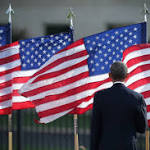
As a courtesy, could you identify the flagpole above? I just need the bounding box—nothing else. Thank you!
[73,114,79,150]
[143,2,150,150]
[67,8,79,150]
[6,2,14,150]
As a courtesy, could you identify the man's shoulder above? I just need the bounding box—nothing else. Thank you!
[125,86,143,98]
[95,85,143,99]
[95,88,111,96]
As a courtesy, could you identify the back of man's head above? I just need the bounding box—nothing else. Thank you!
[110,61,128,81]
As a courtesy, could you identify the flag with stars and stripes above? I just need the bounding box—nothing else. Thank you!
[122,44,150,127]
[0,23,10,46]
[0,31,73,114]
[20,22,146,123]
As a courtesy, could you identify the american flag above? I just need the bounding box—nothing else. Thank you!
[122,44,150,126]
[0,23,10,46]
[20,22,146,124]
[0,31,73,114]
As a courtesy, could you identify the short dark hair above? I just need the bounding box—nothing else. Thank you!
[110,61,128,81]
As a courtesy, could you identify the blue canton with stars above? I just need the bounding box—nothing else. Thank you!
[20,31,73,70]
[84,22,146,76]
[0,23,10,46]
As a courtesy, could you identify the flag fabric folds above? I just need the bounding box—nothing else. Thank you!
[122,44,150,126]
[0,31,73,115]
[0,23,10,46]
[20,22,146,123]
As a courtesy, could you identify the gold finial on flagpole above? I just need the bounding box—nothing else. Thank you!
[6,3,14,23]
[67,8,76,30]
[144,2,149,22]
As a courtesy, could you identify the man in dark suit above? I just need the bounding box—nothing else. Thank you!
[90,61,147,150]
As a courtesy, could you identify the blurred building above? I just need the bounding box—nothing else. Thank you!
[0,0,149,41]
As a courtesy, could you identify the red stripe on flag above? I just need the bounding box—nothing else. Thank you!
[127,64,150,79]
[33,78,110,106]
[13,76,31,83]
[0,66,20,77]
[0,80,12,90]
[32,50,87,79]
[70,103,93,114]
[0,41,18,51]
[123,44,150,59]
[22,71,89,97]
[0,107,12,115]
[13,90,22,96]
[0,94,12,102]
[12,101,34,110]
[128,77,150,90]
[141,90,150,99]
[148,120,150,127]
[146,105,150,112]
[32,59,87,83]
[38,95,93,117]
[126,55,150,68]
[0,54,20,65]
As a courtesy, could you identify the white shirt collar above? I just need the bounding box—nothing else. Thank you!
[113,81,125,85]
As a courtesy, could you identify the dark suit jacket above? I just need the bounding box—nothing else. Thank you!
[90,83,147,150]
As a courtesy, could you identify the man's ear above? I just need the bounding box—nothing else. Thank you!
[126,73,129,78]
[109,73,112,78]
[109,73,114,82]
[125,73,129,81]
